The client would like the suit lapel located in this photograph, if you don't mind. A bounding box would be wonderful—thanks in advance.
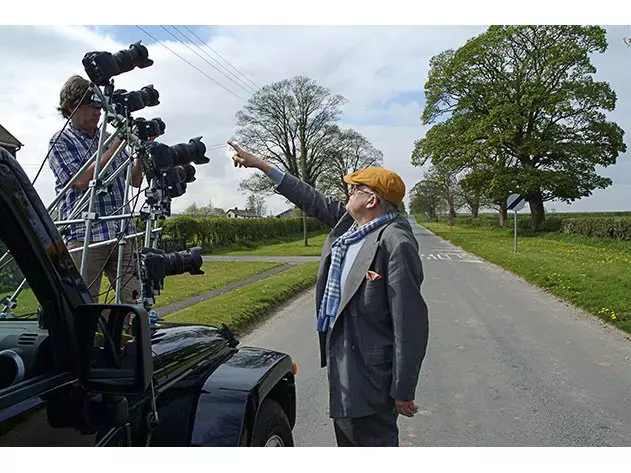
[332,228,381,326]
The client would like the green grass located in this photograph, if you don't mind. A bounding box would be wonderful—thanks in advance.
[165,262,320,333]
[424,222,631,334]
[0,288,39,318]
[215,232,328,257]
[99,261,282,307]
[2,262,283,317]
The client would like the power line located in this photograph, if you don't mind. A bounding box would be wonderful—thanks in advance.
[168,26,258,95]
[177,26,260,93]
[183,26,260,91]
[135,25,247,102]
[159,25,256,98]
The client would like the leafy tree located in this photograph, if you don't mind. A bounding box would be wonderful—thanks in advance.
[425,165,465,221]
[409,174,447,222]
[183,200,225,217]
[414,26,626,230]
[234,76,347,244]
[183,203,201,217]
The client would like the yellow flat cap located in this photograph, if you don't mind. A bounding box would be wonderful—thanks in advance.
[343,167,405,205]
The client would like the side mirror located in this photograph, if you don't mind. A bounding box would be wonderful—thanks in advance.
[74,304,152,395]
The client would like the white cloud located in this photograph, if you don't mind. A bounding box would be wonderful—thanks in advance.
[0,24,629,220]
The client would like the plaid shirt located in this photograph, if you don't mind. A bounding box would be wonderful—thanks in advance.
[48,123,136,243]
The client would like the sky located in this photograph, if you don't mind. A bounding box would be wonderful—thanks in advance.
[1,21,630,216]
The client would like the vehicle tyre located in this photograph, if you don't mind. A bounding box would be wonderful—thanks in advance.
[250,398,294,447]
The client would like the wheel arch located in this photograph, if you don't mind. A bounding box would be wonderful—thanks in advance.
[189,347,295,446]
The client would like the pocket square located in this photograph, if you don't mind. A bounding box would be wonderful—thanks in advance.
[366,270,382,281]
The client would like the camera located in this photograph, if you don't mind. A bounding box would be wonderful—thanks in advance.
[142,137,210,179]
[133,118,166,141]
[83,41,153,86]
[164,164,196,198]
[138,247,204,297]
[112,85,160,115]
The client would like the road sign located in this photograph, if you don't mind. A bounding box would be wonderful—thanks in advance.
[507,193,525,212]
[507,194,526,253]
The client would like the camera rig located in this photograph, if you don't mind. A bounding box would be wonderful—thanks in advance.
[1,41,212,323]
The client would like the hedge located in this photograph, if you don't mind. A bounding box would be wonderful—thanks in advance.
[430,213,631,240]
[157,216,330,250]
[561,217,631,241]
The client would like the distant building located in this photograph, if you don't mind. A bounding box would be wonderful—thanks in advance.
[275,207,300,218]
[0,124,23,158]
[225,207,258,219]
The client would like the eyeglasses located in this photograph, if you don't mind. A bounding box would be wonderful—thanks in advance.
[349,185,375,198]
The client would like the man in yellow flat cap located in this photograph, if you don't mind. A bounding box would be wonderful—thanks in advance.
[228,141,429,447]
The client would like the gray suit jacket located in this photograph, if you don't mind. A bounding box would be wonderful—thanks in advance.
[277,172,429,418]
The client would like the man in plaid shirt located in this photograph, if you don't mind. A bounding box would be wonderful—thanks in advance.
[48,75,144,303]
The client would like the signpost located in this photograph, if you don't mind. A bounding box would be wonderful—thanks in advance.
[507,193,526,253]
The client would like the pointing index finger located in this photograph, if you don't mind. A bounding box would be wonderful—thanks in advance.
[227,141,241,152]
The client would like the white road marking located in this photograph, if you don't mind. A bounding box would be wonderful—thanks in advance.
[420,252,483,263]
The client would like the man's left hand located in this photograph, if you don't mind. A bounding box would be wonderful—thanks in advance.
[395,399,418,417]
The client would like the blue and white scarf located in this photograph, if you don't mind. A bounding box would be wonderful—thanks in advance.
[316,212,398,332]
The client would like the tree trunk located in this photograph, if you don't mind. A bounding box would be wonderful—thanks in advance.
[528,190,545,231]
[498,204,507,227]
[303,213,309,247]
[470,195,480,218]
[471,203,479,218]
[448,205,456,226]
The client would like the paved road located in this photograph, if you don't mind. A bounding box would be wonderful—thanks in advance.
[240,217,631,447]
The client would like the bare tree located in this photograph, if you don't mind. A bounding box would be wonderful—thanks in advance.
[246,194,267,217]
[317,127,384,201]
[234,76,347,245]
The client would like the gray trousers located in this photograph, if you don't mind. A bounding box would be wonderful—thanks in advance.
[333,406,399,447]
[67,240,140,304]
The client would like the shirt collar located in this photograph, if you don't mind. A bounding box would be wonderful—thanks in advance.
[69,121,99,139]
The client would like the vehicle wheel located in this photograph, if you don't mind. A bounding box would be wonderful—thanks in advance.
[250,398,294,447]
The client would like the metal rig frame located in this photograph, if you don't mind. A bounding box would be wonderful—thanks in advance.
[1,81,176,320]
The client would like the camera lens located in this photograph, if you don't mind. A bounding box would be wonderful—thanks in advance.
[138,85,160,107]
[112,85,160,115]
[162,247,204,276]
[134,117,166,141]
[112,41,153,75]
[170,137,210,167]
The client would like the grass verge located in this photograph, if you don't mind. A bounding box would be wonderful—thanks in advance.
[215,232,328,257]
[100,261,282,308]
[424,222,631,334]
[1,262,283,319]
[165,262,319,333]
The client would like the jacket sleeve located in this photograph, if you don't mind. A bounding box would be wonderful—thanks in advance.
[386,236,429,401]
[275,171,347,229]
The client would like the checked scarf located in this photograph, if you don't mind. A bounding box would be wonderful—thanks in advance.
[316,212,398,332]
